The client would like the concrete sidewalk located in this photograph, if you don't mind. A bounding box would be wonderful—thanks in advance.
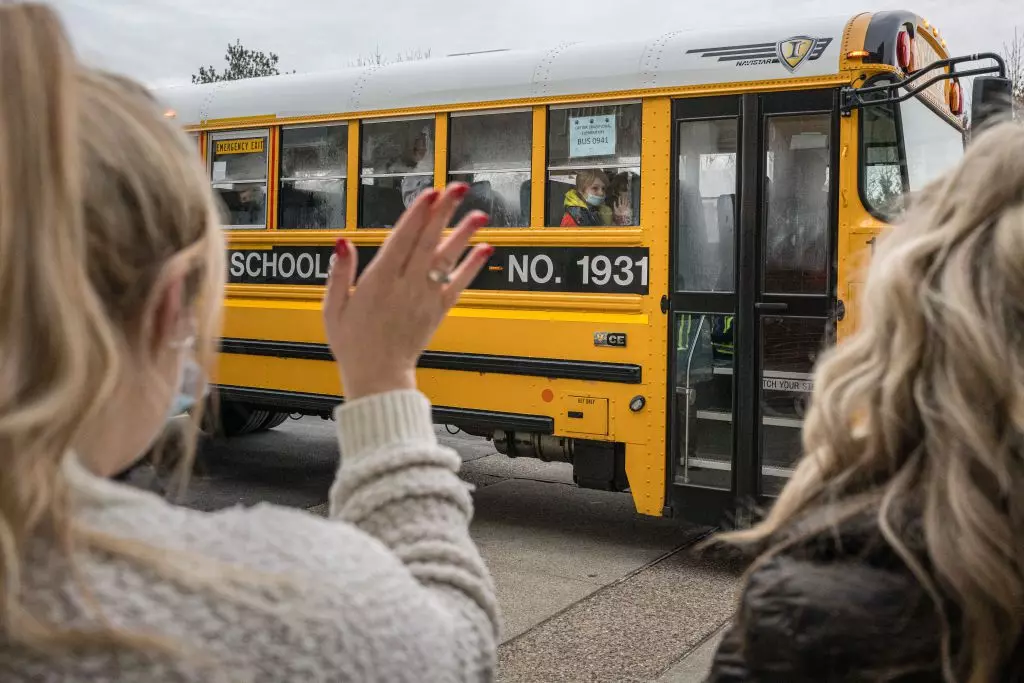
[653,623,728,682]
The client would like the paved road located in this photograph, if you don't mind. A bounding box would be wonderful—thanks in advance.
[127,417,742,682]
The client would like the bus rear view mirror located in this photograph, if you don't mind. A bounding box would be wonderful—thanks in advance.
[971,76,1013,132]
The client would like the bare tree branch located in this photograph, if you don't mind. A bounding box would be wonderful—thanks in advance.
[1002,26,1024,117]
[192,39,295,83]
[349,45,431,68]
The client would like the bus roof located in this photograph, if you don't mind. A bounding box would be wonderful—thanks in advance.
[154,12,921,127]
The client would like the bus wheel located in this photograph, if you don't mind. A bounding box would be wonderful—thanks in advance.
[206,402,271,437]
[256,412,290,432]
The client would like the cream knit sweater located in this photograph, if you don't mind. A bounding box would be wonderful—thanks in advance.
[2,390,500,682]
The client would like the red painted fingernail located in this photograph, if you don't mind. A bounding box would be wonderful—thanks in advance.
[334,238,349,258]
[425,189,440,204]
[474,213,490,227]
[452,183,470,198]
[480,245,494,258]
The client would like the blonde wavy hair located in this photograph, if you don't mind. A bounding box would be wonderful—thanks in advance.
[722,118,1024,683]
[0,3,227,657]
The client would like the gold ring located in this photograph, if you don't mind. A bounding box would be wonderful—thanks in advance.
[427,268,451,284]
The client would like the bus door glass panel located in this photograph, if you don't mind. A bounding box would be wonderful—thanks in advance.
[676,119,737,292]
[758,317,830,495]
[673,118,738,490]
[757,112,832,494]
[675,312,734,490]
[763,115,830,294]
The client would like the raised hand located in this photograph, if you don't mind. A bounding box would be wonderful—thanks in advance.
[322,183,492,400]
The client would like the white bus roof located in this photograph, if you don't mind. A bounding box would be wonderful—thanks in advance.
[155,14,859,126]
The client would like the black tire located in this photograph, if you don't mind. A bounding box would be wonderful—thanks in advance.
[204,401,271,437]
[256,412,290,432]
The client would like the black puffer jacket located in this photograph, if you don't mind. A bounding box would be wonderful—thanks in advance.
[704,511,1023,682]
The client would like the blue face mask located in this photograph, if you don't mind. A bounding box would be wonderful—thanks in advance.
[167,347,208,420]
[584,193,604,207]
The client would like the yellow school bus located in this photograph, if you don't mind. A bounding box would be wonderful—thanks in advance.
[155,11,1007,525]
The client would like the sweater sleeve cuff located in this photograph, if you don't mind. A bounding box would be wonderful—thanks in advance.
[334,390,437,460]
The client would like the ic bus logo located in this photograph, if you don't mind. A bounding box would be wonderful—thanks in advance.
[687,36,832,72]
[777,36,816,72]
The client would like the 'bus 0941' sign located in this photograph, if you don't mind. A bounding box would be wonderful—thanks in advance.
[227,245,650,294]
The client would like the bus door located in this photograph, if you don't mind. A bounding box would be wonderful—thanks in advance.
[667,90,837,526]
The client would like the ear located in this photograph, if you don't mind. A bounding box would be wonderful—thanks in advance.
[143,272,186,357]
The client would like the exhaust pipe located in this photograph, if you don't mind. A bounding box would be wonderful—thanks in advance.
[493,430,574,463]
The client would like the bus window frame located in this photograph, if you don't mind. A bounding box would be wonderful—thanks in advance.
[357,114,435,229]
[545,99,643,228]
[208,128,271,230]
[278,121,349,231]
[447,107,534,228]
[857,75,965,223]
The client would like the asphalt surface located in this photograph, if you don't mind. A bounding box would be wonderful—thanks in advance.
[125,417,744,682]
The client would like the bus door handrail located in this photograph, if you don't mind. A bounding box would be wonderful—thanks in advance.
[840,53,1007,116]
[682,314,707,484]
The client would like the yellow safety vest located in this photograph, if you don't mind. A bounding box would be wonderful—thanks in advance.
[712,315,734,356]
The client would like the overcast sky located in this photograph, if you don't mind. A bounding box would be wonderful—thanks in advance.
[49,0,1023,88]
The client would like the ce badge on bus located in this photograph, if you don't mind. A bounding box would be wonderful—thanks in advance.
[594,332,627,348]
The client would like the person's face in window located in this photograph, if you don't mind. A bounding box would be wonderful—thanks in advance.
[583,177,606,206]
[412,136,427,163]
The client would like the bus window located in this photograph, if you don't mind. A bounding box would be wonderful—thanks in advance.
[209,131,269,229]
[861,94,964,221]
[861,101,905,216]
[279,124,347,230]
[763,115,831,295]
[675,119,738,292]
[448,110,531,227]
[901,97,964,192]
[546,103,641,227]
[360,118,434,228]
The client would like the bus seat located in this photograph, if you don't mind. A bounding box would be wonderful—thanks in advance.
[453,180,497,225]
[547,179,574,225]
[360,185,404,228]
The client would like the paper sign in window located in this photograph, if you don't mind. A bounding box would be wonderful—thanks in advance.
[212,161,227,181]
[569,115,616,158]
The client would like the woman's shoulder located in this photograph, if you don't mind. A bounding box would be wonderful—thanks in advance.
[21,494,452,681]
[75,478,406,581]
[707,510,943,681]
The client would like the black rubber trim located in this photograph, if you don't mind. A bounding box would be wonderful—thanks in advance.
[862,10,918,66]
[219,338,642,384]
[214,385,554,433]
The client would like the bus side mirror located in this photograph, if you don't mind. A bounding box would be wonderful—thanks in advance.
[971,76,1013,132]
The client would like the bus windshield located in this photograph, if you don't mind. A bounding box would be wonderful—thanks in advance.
[861,91,965,219]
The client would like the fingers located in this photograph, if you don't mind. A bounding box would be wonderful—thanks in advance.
[406,182,471,276]
[323,238,357,319]
[432,210,489,275]
[372,188,438,275]
[443,244,494,308]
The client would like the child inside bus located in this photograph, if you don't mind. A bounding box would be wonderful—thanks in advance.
[398,130,432,208]
[560,169,632,226]
[608,171,636,225]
